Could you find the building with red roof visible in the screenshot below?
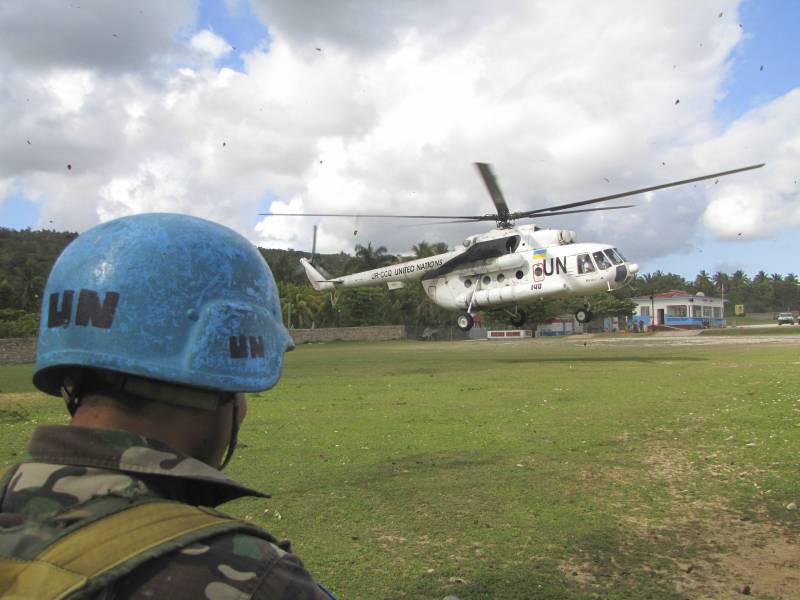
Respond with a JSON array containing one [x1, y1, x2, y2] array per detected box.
[[629, 290, 724, 329]]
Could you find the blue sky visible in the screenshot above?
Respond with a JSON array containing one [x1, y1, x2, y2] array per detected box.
[[643, 0, 798, 278]]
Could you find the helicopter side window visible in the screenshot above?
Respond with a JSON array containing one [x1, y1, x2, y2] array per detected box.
[[593, 251, 611, 270], [577, 254, 595, 274], [603, 248, 623, 266], [505, 235, 521, 253]]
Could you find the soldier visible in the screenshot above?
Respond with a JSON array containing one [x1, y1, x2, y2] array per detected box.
[[0, 214, 335, 599]]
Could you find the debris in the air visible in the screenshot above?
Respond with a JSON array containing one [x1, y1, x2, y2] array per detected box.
[[315, 47, 322, 51], [353, 230, 358, 236], [67, 164, 72, 170], [699, 42, 703, 46], [675, 99, 680, 105], [718, 11, 723, 17], [222, 142, 226, 147], [714, 179, 718, 184], [738, 232, 742, 236], [112, 33, 117, 38], [26, 140, 31, 145], [759, 65, 763, 71], [603, 177, 609, 183], [319, 160, 323, 164], [662, 161, 666, 166], [739, 23, 743, 28]]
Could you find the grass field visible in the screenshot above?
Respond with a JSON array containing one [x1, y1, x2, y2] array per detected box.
[[701, 327, 800, 337], [2, 336, 799, 599]]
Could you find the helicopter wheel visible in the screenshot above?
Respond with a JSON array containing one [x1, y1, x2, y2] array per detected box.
[[509, 309, 527, 328], [456, 312, 474, 331], [575, 308, 593, 324]]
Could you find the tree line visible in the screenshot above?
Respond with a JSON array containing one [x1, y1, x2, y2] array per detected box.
[[1, 227, 797, 338]]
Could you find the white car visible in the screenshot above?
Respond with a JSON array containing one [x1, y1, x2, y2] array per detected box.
[[777, 312, 796, 325]]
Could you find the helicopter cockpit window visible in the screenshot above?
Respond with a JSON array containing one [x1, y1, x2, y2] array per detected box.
[[593, 251, 611, 270], [603, 248, 624, 266], [577, 254, 595, 274], [614, 247, 627, 261], [505, 235, 521, 253], [464, 278, 473, 288]]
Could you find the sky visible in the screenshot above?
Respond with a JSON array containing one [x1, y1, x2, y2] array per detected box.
[[1, 0, 798, 280]]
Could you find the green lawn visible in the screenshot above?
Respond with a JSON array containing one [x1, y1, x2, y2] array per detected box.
[[701, 326, 800, 336], [2, 338, 799, 599]]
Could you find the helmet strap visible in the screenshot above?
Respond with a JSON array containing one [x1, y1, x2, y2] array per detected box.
[[60, 371, 84, 416], [219, 399, 239, 470]]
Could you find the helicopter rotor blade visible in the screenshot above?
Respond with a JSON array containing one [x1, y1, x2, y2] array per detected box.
[[258, 212, 485, 220], [475, 162, 511, 221], [404, 205, 635, 226], [515, 163, 765, 218], [515, 204, 634, 218]]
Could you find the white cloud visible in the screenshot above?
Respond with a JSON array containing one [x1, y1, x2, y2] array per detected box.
[[699, 90, 800, 239], [1, 0, 797, 271], [190, 30, 233, 60]]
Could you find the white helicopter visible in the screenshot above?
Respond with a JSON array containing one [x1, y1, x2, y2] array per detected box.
[[266, 162, 763, 331]]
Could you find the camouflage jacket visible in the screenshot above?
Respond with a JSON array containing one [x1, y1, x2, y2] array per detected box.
[[0, 425, 334, 599]]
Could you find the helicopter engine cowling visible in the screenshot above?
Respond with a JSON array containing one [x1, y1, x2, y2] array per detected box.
[[531, 229, 577, 246]]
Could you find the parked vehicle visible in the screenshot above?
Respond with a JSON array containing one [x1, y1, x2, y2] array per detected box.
[[777, 312, 796, 325]]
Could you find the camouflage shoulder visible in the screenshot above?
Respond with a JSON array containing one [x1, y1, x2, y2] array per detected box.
[[3, 462, 152, 515], [110, 529, 332, 599]]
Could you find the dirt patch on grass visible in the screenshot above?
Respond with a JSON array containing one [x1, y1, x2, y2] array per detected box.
[[0, 393, 45, 403], [673, 508, 799, 599], [642, 448, 696, 483], [569, 447, 799, 598], [557, 558, 598, 588]]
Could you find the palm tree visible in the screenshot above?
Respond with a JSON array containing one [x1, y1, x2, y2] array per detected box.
[[349, 242, 394, 271], [412, 241, 433, 258], [412, 241, 448, 258]]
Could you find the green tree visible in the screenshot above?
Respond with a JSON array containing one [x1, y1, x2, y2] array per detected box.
[[348, 243, 395, 271]]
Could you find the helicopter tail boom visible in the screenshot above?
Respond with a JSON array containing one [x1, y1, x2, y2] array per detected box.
[[300, 258, 339, 291]]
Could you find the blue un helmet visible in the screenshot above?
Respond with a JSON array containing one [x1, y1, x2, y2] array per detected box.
[[33, 213, 293, 400]]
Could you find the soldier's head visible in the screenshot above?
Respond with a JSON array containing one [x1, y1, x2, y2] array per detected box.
[[32, 213, 293, 468]]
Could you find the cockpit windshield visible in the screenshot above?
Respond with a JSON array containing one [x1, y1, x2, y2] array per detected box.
[[593, 251, 611, 270], [613, 247, 627, 261], [603, 248, 624, 265]]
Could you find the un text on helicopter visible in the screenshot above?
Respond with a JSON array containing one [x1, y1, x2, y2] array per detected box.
[[263, 162, 764, 331]]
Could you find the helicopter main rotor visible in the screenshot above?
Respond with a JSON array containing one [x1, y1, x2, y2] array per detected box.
[[259, 162, 765, 227]]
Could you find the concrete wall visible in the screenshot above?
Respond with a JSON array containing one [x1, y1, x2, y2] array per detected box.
[[0, 338, 37, 364], [0, 326, 408, 364], [290, 325, 406, 344]]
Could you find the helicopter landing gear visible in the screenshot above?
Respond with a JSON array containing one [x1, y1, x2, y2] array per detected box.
[[575, 304, 593, 324], [456, 312, 474, 331], [508, 308, 527, 328]]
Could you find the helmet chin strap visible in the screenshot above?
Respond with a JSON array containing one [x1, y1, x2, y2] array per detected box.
[[219, 399, 239, 470]]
